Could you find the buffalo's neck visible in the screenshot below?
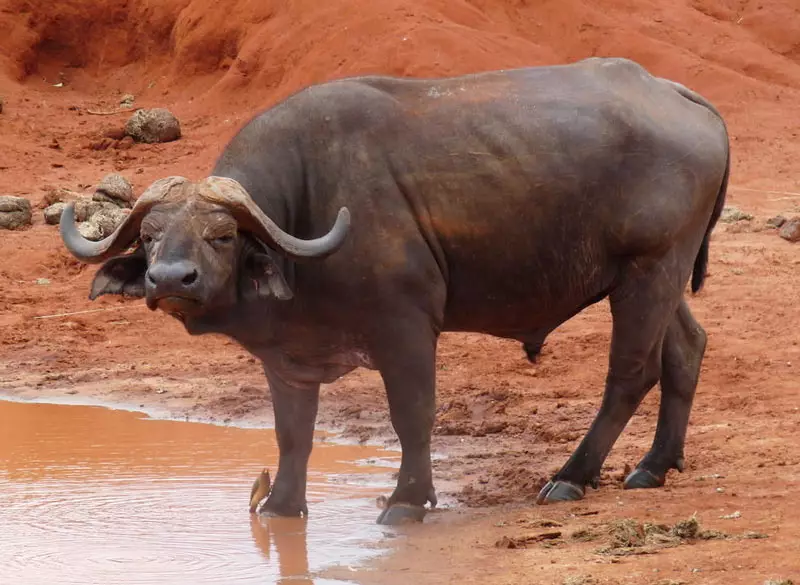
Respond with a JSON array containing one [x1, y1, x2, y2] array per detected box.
[[185, 299, 281, 344], [186, 297, 367, 384]]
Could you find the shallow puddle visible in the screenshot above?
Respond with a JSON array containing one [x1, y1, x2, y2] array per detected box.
[[0, 399, 399, 584]]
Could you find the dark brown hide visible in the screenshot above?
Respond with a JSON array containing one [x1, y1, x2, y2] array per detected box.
[[61, 57, 730, 525]]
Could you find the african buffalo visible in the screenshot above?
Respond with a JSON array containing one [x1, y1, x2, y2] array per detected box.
[[60, 57, 729, 525]]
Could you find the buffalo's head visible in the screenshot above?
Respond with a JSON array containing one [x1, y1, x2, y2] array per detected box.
[[60, 176, 350, 328]]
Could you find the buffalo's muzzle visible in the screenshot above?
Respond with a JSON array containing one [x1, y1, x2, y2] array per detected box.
[[145, 260, 203, 313]]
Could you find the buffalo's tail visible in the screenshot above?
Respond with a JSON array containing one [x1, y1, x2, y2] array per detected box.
[[691, 147, 729, 293]]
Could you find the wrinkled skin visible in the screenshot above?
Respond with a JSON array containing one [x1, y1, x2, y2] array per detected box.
[[64, 57, 730, 526]]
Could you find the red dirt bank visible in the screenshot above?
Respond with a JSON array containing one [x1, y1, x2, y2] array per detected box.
[[1, 1, 799, 583]]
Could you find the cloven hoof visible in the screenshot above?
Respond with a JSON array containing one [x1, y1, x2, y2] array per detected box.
[[376, 503, 428, 526], [623, 468, 665, 490], [536, 480, 585, 504]]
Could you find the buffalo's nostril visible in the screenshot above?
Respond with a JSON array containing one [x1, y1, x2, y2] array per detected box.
[[146, 262, 199, 289], [182, 269, 198, 286]]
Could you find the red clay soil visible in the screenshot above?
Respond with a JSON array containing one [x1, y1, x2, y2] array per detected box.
[[1, 1, 799, 583]]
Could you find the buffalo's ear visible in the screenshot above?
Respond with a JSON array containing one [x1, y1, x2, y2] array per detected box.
[[89, 248, 147, 300], [242, 251, 293, 301]]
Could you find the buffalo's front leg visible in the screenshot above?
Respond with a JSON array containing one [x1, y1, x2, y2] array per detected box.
[[371, 318, 438, 526], [260, 367, 320, 517]]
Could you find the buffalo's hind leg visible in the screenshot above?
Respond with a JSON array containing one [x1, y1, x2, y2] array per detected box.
[[624, 298, 706, 489], [538, 260, 682, 504]]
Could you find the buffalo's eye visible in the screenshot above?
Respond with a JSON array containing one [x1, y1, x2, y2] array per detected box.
[[141, 233, 154, 245], [215, 235, 234, 244]]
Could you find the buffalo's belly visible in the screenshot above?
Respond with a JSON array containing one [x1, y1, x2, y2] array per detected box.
[[440, 258, 615, 335]]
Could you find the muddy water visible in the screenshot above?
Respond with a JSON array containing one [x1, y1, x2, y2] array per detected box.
[[0, 400, 399, 585]]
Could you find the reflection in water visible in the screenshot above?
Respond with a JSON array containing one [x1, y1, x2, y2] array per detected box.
[[0, 399, 398, 585], [251, 516, 313, 585]]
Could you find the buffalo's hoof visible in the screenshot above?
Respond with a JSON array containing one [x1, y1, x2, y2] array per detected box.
[[257, 501, 308, 518], [376, 503, 427, 526], [536, 480, 585, 504], [623, 468, 665, 490]]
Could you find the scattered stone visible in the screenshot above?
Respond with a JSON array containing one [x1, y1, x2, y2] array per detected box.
[[563, 576, 596, 585], [43, 202, 67, 224], [720, 511, 741, 520], [767, 215, 787, 228], [91, 205, 130, 237], [125, 108, 181, 143], [74, 198, 105, 222], [36, 278, 51, 285], [77, 220, 103, 241], [778, 217, 800, 243], [119, 94, 135, 108], [696, 473, 725, 481], [764, 579, 794, 585], [93, 173, 134, 208], [0, 195, 32, 229], [720, 206, 753, 223]]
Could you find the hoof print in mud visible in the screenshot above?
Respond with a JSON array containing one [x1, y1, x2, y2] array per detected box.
[[376, 503, 428, 526], [536, 480, 585, 504]]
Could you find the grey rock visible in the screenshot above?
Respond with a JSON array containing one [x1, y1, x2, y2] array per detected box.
[[0, 195, 31, 213], [125, 108, 181, 143], [74, 197, 105, 222], [93, 173, 134, 208], [92, 206, 130, 238], [0, 195, 32, 229], [778, 217, 800, 243], [77, 220, 103, 241], [720, 206, 753, 223], [44, 202, 67, 225]]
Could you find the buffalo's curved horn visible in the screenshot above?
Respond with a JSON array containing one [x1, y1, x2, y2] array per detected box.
[[60, 176, 190, 263], [202, 176, 351, 259]]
